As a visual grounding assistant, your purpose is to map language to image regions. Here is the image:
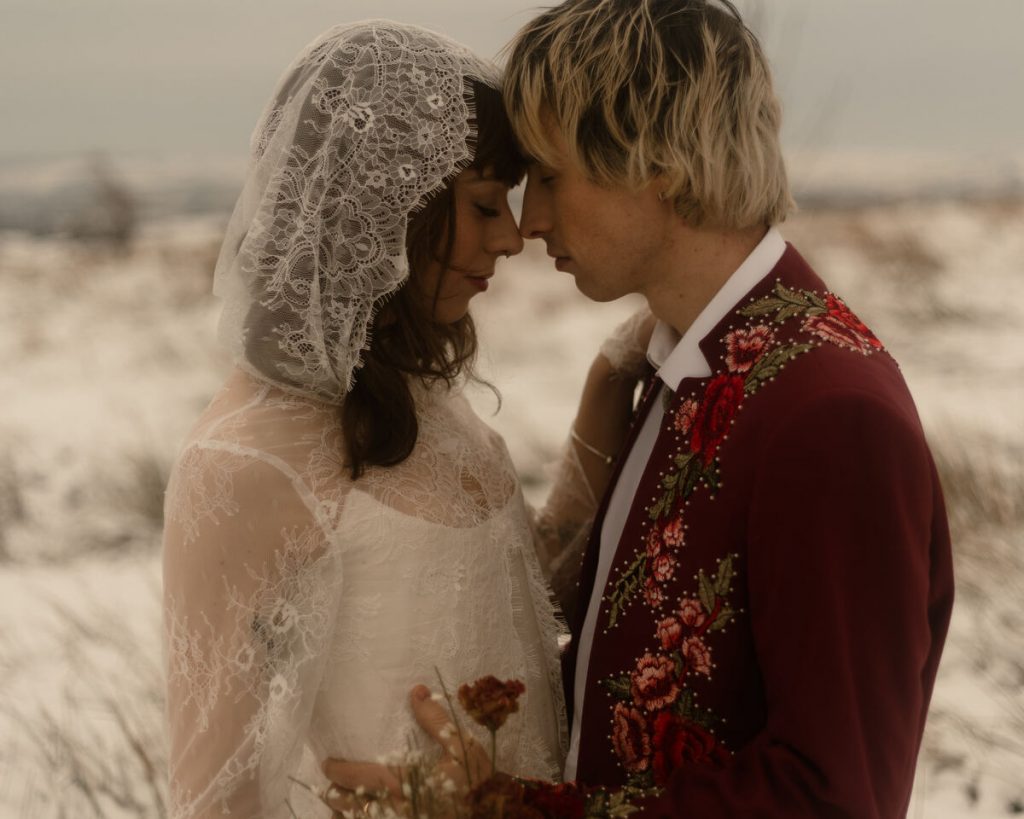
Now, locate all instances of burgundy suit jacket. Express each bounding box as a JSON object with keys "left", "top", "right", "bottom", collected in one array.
[{"left": 565, "top": 245, "right": 954, "bottom": 818}]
